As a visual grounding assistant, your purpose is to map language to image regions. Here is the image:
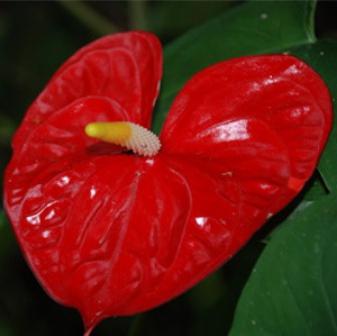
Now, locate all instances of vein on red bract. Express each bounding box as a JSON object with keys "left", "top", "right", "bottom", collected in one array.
[{"left": 4, "top": 32, "right": 333, "bottom": 332}]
